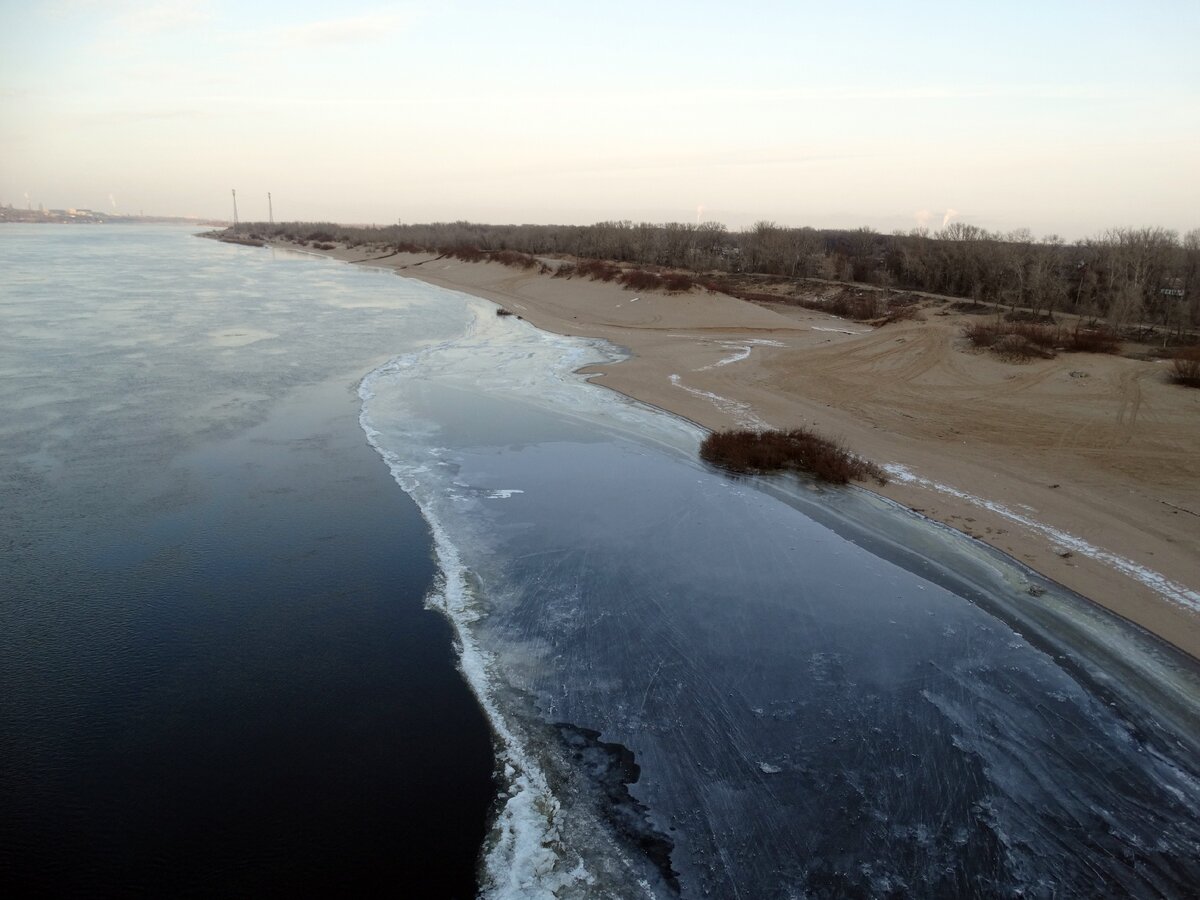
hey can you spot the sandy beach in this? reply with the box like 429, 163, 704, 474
281, 240, 1200, 660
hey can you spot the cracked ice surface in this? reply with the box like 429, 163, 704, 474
362, 297, 1200, 899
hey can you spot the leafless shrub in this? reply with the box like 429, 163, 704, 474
964, 322, 1118, 358
1170, 348, 1200, 387
575, 259, 621, 281
443, 245, 486, 262
617, 269, 663, 291
827, 295, 882, 319
993, 334, 1052, 362
1004, 310, 1055, 323
1062, 326, 1120, 354
877, 303, 921, 325
738, 290, 788, 304
489, 250, 538, 269
730, 284, 908, 323
1013, 324, 1059, 350
699, 428, 887, 485
661, 272, 695, 293
964, 322, 1002, 348
948, 301, 993, 315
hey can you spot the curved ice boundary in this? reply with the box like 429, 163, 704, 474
883, 463, 1200, 614
358, 300, 681, 898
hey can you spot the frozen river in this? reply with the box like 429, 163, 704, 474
362, 294, 1200, 897
3, 225, 1198, 897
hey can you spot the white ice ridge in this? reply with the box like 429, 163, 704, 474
884, 464, 1200, 614
697, 338, 785, 371
358, 369, 599, 900
668, 373, 767, 429
356, 302, 697, 898
811, 325, 869, 335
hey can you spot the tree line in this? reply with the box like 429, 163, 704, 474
244, 219, 1199, 335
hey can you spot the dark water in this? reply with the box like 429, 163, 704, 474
0, 226, 494, 896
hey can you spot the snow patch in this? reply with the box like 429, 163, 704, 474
884, 464, 1200, 613
698, 339, 785, 371
812, 326, 868, 335
668, 373, 767, 429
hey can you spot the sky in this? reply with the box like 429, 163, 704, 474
1, 0, 1197, 239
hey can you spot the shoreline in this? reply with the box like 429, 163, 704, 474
273, 239, 1200, 661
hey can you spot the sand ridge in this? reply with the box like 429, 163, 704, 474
285, 242, 1200, 659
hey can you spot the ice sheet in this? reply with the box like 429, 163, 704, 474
361, 302, 1200, 898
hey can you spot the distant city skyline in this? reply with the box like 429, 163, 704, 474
2, 0, 1197, 240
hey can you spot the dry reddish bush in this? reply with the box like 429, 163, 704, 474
1063, 327, 1120, 354
878, 304, 921, 325
1170, 348, 1200, 387
442, 245, 486, 262
489, 250, 538, 269
661, 272, 695, 293
573, 259, 621, 281
1010, 324, 1059, 349
699, 428, 886, 485
617, 269, 663, 291
993, 334, 1054, 362
827, 295, 881, 319
738, 290, 786, 304
964, 322, 1002, 348
964, 322, 1119, 357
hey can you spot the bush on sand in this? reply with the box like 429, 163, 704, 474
699, 428, 887, 485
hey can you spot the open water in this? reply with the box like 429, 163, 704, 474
4, 226, 1200, 898
0, 226, 493, 896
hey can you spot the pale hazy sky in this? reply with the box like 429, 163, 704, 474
2, 0, 1197, 238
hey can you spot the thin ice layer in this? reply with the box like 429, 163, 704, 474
361, 299, 1200, 898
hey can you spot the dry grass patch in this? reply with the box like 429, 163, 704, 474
964, 322, 1120, 359
489, 249, 539, 269
699, 428, 887, 485
709, 280, 920, 325
553, 260, 694, 294
617, 269, 663, 291
1064, 327, 1121, 354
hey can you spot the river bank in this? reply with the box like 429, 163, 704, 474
271, 238, 1200, 661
